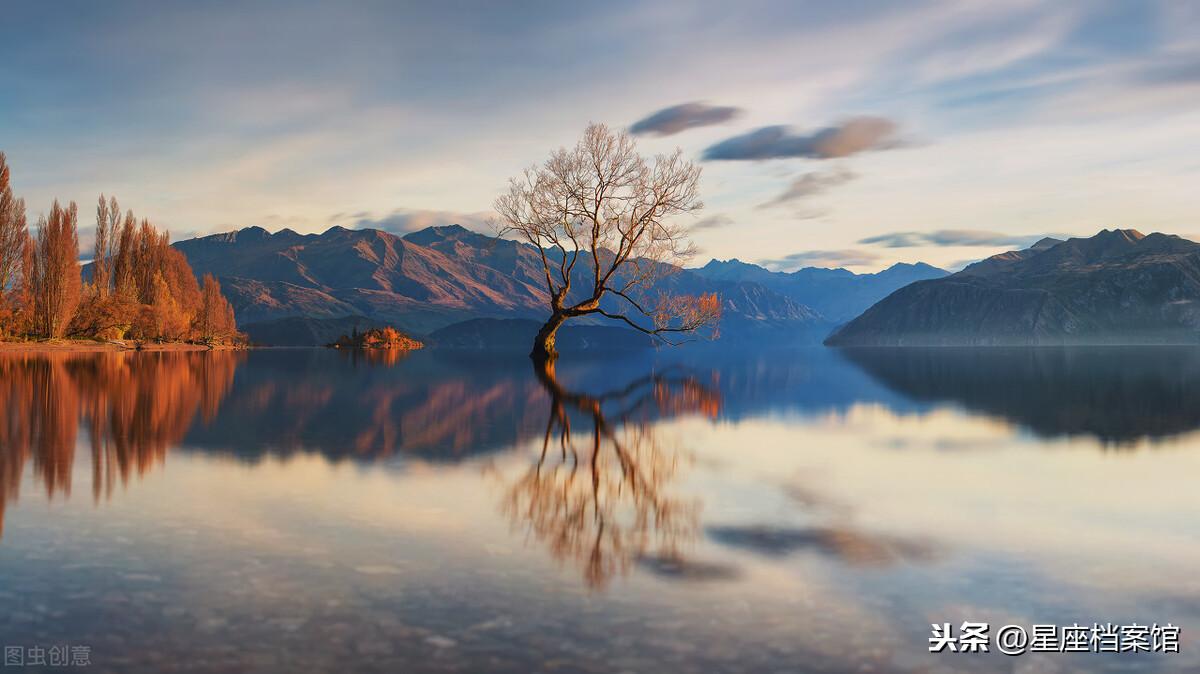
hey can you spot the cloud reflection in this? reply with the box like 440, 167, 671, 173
707, 524, 936, 567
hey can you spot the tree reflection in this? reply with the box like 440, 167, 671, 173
336, 347, 415, 368
499, 359, 720, 590
0, 351, 241, 538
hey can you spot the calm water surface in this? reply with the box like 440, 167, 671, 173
1, 346, 1198, 673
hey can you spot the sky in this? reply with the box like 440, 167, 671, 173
1, 0, 1199, 272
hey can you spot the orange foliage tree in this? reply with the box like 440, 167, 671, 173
30, 201, 82, 338
197, 274, 237, 343
0, 154, 28, 336
92, 195, 119, 299
86, 221, 235, 343
331, 326, 423, 350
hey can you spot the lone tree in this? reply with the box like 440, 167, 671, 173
495, 123, 721, 361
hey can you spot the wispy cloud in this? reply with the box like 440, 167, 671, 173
761, 248, 880, 271
340, 208, 495, 235
703, 117, 900, 161
630, 102, 742, 136
906, 10, 1075, 85
1, 0, 1194, 272
690, 213, 733, 231
858, 229, 1063, 248
758, 167, 856, 209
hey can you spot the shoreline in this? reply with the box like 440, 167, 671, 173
0, 340, 243, 353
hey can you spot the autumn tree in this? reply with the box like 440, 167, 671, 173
92, 194, 120, 297
30, 201, 82, 338
0, 151, 239, 343
70, 195, 128, 339
134, 220, 168, 304
0, 153, 28, 335
148, 271, 189, 339
197, 274, 237, 343
81, 209, 225, 343
114, 224, 204, 342
329, 325, 421, 351
495, 123, 721, 361
111, 210, 138, 301
13, 234, 35, 335
160, 248, 201, 315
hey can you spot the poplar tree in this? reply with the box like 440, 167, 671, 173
31, 201, 81, 338
0, 153, 28, 335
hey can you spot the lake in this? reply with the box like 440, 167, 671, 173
0, 346, 1197, 673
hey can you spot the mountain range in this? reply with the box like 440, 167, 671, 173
692, 258, 948, 322
175, 224, 942, 346
826, 229, 1200, 346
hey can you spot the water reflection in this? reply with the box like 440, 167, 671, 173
0, 351, 241, 538
181, 350, 548, 460
707, 524, 936, 567
335, 346, 417, 367
0, 347, 1198, 672
838, 346, 1200, 444
5, 346, 1200, 541
497, 359, 720, 589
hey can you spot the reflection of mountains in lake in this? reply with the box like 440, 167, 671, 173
6, 344, 1200, 583
5, 345, 1197, 487
180, 347, 913, 462
840, 346, 1200, 444
6, 344, 1200, 536
181, 349, 550, 461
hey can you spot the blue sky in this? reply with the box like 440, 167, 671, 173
2, 0, 1198, 271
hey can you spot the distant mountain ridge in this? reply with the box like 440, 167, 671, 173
176, 225, 546, 329
826, 229, 1200, 346
174, 224, 834, 345
692, 257, 948, 322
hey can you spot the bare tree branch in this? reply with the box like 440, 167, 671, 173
493, 124, 720, 359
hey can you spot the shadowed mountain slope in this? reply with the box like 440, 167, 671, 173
826, 229, 1200, 346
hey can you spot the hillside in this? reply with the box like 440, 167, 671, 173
825, 229, 1200, 346
174, 224, 829, 345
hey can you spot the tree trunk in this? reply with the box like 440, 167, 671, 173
531, 312, 567, 362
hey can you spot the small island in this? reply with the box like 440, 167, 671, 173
328, 326, 423, 351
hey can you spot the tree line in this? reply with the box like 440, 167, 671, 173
0, 152, 240, 343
